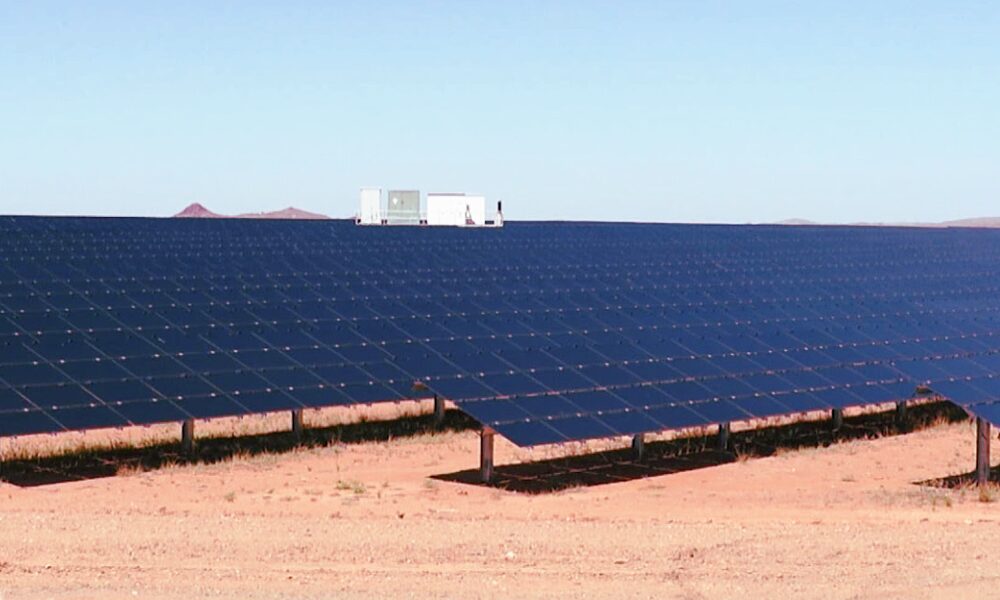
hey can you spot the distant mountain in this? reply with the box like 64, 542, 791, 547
776, 218, 819, 225
776, 216, 1000, 228
173, 203, 330, 220
236, 207, 329, 220
174, 203, 225, 218
939, 216, 1000, 228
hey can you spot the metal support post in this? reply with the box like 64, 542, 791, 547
831, 408, 844, 431
631, 434, 645, 461
895, 400, 908, 427
433, 394, 445, 427
480, 428, 495, 484
717, 422, 731, 451
181, 419, 195, 454
291, 408, 304, 439
977, 417, 991, 487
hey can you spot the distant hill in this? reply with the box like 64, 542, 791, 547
939, 216, 1000, 228
236, 207, 329, 220
776, 216, 1000, 228
174, 203, 330, 220
776, 218, 819, 225
174, 203, 225, 218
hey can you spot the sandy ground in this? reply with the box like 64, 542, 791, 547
1, 406, 1000, 599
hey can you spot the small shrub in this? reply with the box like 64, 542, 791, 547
336, 479, 366, 495
116, 463, 143, 477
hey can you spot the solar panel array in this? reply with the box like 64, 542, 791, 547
2, 216, 1000, 446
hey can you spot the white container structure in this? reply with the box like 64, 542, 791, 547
426, 193, 487, 226
357, 187, 383, 224
355, 188, 502, 227
385, 190, 422, 225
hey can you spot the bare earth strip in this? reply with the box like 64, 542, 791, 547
1, 417, 999, 599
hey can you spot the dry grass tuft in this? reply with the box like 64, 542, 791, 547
335, 479, 366, 495
733, 445, 760, 463
115, 462, 145, 477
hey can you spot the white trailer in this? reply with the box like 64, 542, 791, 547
357, 187, 383, 224
426, 193, 486, 226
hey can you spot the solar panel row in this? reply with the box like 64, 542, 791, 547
1, 216, 1000, 447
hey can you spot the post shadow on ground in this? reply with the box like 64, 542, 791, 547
916, 469, 1000, 490
915, 463, 1000, 489
434, 401, 969, 494
0, 409, 479, 487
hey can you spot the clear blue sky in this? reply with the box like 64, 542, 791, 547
1, 1, 997, 223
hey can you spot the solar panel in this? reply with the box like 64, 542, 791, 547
2, 216, 1000, 446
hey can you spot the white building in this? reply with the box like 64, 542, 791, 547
426, 193, 487, 226
357, 187, 383, 224
356, 188, 502, 227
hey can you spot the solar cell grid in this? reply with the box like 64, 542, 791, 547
4, 217, 1000, 440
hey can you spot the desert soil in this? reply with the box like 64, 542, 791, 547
1, 408, 999, 599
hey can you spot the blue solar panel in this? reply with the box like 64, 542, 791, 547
3, 216, 1000, 444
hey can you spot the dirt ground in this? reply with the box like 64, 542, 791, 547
1, 404, 1000, 599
